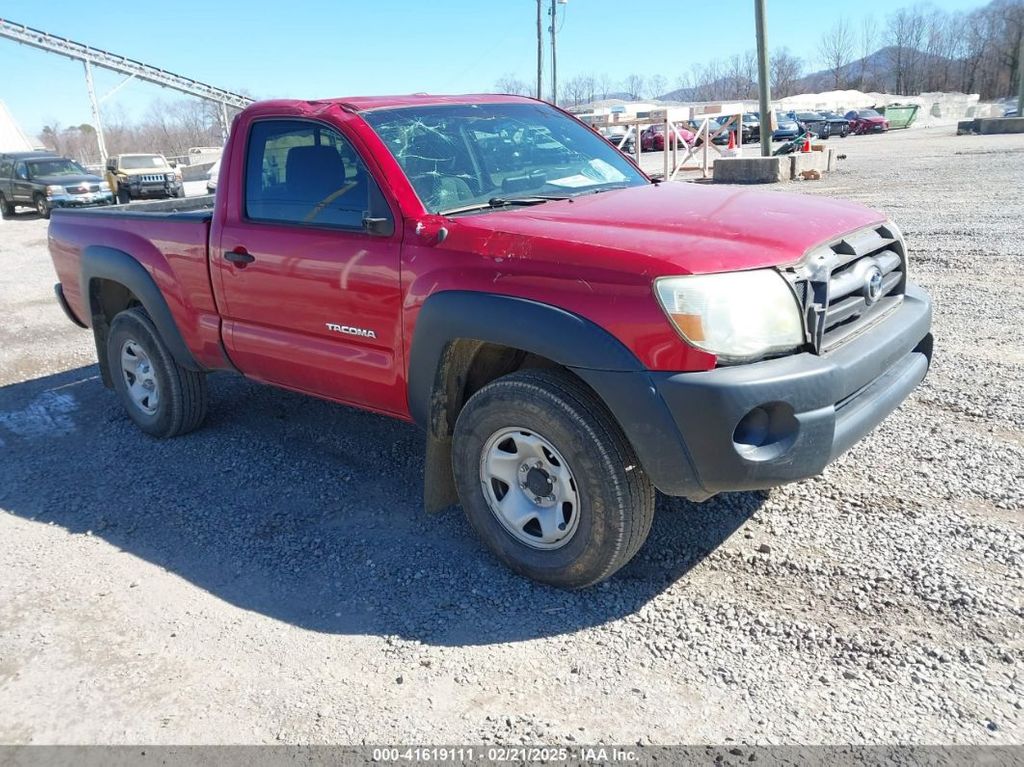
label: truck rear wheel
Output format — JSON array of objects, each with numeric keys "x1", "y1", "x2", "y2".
[
  {"x1": 0, "y1": 192, "x2": 13, "y2": 217},
  {"x1": 106, "y1": 307, "x2": 208, "y2": 438},
  {"x1": 452, "y1": 369, "x2": 655, "y2": 588}
]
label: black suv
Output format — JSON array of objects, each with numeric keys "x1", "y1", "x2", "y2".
[
  {"x1": 0, "y1": 151, "x2": 113, "y2": 219},
  {"x1": 786, "y1": 111, "x2": 833, "y2": 140}
]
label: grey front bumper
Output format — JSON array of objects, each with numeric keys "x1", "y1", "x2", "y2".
[{"x1": 578, "y1": 283, "x2": 932, "y2": 501}]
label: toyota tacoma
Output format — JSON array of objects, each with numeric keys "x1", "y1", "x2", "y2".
[{"x1": 48, "y1": 95, "x2": 932, "y2": 588}]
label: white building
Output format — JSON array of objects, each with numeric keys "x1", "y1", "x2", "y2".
[{"x1": 0, "y1": 101, "x2": 34, "y2": 153}]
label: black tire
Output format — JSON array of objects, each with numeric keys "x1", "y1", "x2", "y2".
[
  {"x1": 0, "y1": 192, "x2": 14, "y2": 218},
  {"x1": 116, "y1": 188, "x2": 131, "y2": 204},
  {"x1": 106, "y1": 307, "x2": 208, "y2": 438},
  {"x1": 33, "y1": 193, "x2": 50, "y2": 219},
  {"x1": 452, "y1": 369, "x2": 655, "y2": 588}
]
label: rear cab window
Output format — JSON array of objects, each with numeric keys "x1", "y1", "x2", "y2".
[{"x1": 244, "y1": 119, "x2": 387, "y2": 230}]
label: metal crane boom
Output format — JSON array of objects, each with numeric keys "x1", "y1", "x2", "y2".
[{"x1": 0, "y1": 17, "x2": 254, "y2": 159}]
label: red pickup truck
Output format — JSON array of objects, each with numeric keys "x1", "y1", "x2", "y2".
[{"x1": 48, "y1": 94, "x2": 932, "y2": 588}]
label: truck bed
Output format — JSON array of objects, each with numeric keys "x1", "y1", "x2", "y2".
[
  {"x1": 55, "y1": 195, "x2": 215, "y2": 221},
  {"x1": 48, "y1": 194, "x2": 224, "y2": 369}
]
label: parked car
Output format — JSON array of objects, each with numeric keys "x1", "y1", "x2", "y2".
[
  {"x1": 820, "y1": 111, "x2": 851, "y2": 138},
  {"x1": 787, "y1": 111, "x2": 832, "y2": 139},
  {"x1": 105, "y1": 153, "x2": 184, "y2": 203},
  {"x1": 711, "y1": 113, "x2": 760, "y2": 145},
  {"x1": 641, "y1": 123, "x2": 696, "y2": 151},
  {"x1": 772, "y1": 113, "x2": 803, "y2": 141},
  {"x1": 0, "y1": 151, "x2": 113, "y2": 218},
  {"x1": 598, "y1": 126, "x2": 636, "y2": 155},
  {"x1": 845, "y1": 109, "x2": 890, "y2": 134},
  {"x1": 47, "y1": 94, "x2": 932, "y2": 588},
  {"x1": 1005, "y1": 103, "x2": 1020, "y2": 118},
  {"x1": 206, "y1": 158, "x2": 221, "y2": 194}
]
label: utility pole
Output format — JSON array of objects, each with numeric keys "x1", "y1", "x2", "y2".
[
  {"x1": 1017, "y1": 33, "x2": 1023, "y2": 119},
  {"x1": 82, "y1": 60, "x2": 108, "y2": 163},
  {"x1": 754, "y1": 0, "x2": 772, "y2": 157},
  {"x1": 536, "y1": 0, "x2": 543, "y2": 100},
  {"x1": 550, "y1": 0, "x2": 559, "y2": 105}
]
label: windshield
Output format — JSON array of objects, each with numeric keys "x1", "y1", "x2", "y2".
[
  {"x1": 120, "y1": 155, "x2": 168, "y2": 170},
  {"x1": 27, "y1": 158, "x2": 86, "y2": 177},
  {"x1": 361, "y1": 102, "x2": 648, "y2": 214},
  {"x1": 796, "y1": 112, "x2": 821, "y2": 120},
  {"x1": 859, "y1": 110, "x2": 882, "y2": 118}
]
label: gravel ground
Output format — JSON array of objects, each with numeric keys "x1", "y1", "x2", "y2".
[{"x1": 0, "y1": 127, "x2": 1021, "y2": 746}]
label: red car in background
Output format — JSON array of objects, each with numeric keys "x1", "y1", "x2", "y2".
[
  {"x1": 845, "y1": 109, "x2": 890, "y2": 135},
  {"x1": 640, "y1": 123, "x2": 697, "y2": 151}
]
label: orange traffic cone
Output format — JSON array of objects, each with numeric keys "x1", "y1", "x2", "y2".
[
  {"x1": 802, "y1": 133, "x2": 812, "y2": 153},
  {"x1": 727, "y1": 130, "x2": 736, "y2": 151}
]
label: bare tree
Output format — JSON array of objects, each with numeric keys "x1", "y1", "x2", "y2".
[
  {"x1": 648, "y1": 74, "x2": 667, "y2": 100},
  {"x1": 597, "y1": 72, "x2": 613, "y2": 100},
  {"x1": 562, "y1": 74, "x2": 592, "y2": 107},
  {"x1": 770, "y1": 48, "x2": 803, "y2": 98},
  {"x1": 887, "y1": 7, "x2": 927, "y2": 94},
  {"x1": 860, "y1": 15, "x2": 879, "y2": 90},
  {"x1": 494, "y1": 74, "x2": 531, "y2": 96},
  {"x1": 623, "y1": 73, "x2": 646, "y2": 101},
  {"x1": 820, "y1": 17, "x2": 856, "y2": 89},
  {"x1": 671, "y1": 73, "x2": 691, "y2": 99}
]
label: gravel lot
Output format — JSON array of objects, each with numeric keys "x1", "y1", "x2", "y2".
[{"x1": 0, "y1": 127, "x2": 1021, "y2": 746}]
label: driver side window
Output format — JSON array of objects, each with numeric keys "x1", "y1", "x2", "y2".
[
  {"x1": 244, "y1": 120, "x2": 385, "y2": 230},
  {"x1": 14, "y1": 162, "x2": 28, "y2": 180}
]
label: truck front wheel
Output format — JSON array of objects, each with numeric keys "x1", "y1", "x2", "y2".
[
  {"x1": 452, "y1": 369, "x2": 655, "y2": 588},
  {"x1": 106, "y1": 307, "x2": 208, "y2": 438}
]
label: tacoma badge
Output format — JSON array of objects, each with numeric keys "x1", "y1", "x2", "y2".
[{"x1": 325, "y1": 323, "x2": 377, "y2": 339}]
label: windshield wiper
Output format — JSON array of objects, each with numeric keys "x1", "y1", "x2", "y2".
[
  {"x1": 439, "y1": 195, "x2": 569, "y2": 216},
  {"x1": 575, "y1": 183, "x2": 633, "y2": 196}
]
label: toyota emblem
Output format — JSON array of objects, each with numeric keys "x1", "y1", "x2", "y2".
[{"x1": 865, "y1": 266, "x2": 883, "y2": 304}]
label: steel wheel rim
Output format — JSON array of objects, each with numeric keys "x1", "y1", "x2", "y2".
[
  {"x1": 119, "y1": 339, "x2": 159, "y2": 415},
  {"x1": 479, "y1": 426, "x2": 580, "y2": 550},
  {"x1": 36, "y1": 197, "x2": 46, "y2": 215}
]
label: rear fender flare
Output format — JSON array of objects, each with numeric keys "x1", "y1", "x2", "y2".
[{"x1": 80, "y1": 246, "x2": 201, "y2": 384}]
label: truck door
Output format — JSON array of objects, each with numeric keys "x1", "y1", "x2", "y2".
[
  {"x1": 12, "y1": 162, "x2": 32, "y2": 202},
  {"x1": 212, "y1": 118, "x2": 406, "y2": 416}
]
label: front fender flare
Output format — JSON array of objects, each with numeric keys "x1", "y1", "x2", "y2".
[
  {"x1": 407, "y1": 291, "x2": 706, "y2": 503},
  {"x1": 407, "y1": 291, "x2": 643, "y2": 431}
]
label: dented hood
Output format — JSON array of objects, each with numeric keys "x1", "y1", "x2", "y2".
[{"x1": 454, "y1": 181, "x2": 886, "y2": 276}]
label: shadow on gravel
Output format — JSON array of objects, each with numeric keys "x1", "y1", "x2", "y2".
[
  {"x1": 0, "y1": 366, "x2": 764, "y2": 646},
  {"x1": 1, "y1": 210, "x2": 46, "y2": 222}
]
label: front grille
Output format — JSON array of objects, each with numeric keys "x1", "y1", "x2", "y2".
[
  {"x1": 67, "y1": 184, "x2": 101, "y2": 194},
  {"x1": 791, "y1": 223, "x2": 907, "y2": 353},
  {"x1": 136, "y1": 174, "x2": 166, "y2": 184}
]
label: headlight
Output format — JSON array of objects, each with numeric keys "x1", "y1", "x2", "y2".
[
  {"x1": 45, "y1": 185, "x2": 64, "y2": 196},
  {"x1": 654, "y1": 270, "x2": 805, "y2": 363},
  {"x1": 165, "y1": 172, "x2": 175, "y2": 181}
]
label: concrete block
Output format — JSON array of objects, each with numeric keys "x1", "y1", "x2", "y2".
[
  {"x1": 957, "y1": 119, "x2": 978, "y2": 135},
  {"x1": 976, "y1": 117, "x2": 1024, "y2": 135},
  {"x1": 713, "y1": 156, "x2": 786, "y2": 184},
  {"x1": 789, "y1": 151, "x2": 828, "y2": 180}
]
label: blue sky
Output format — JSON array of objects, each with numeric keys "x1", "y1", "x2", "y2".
[{"x1": 0, "y1": 0, "x2": 987, "y2": 134}]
